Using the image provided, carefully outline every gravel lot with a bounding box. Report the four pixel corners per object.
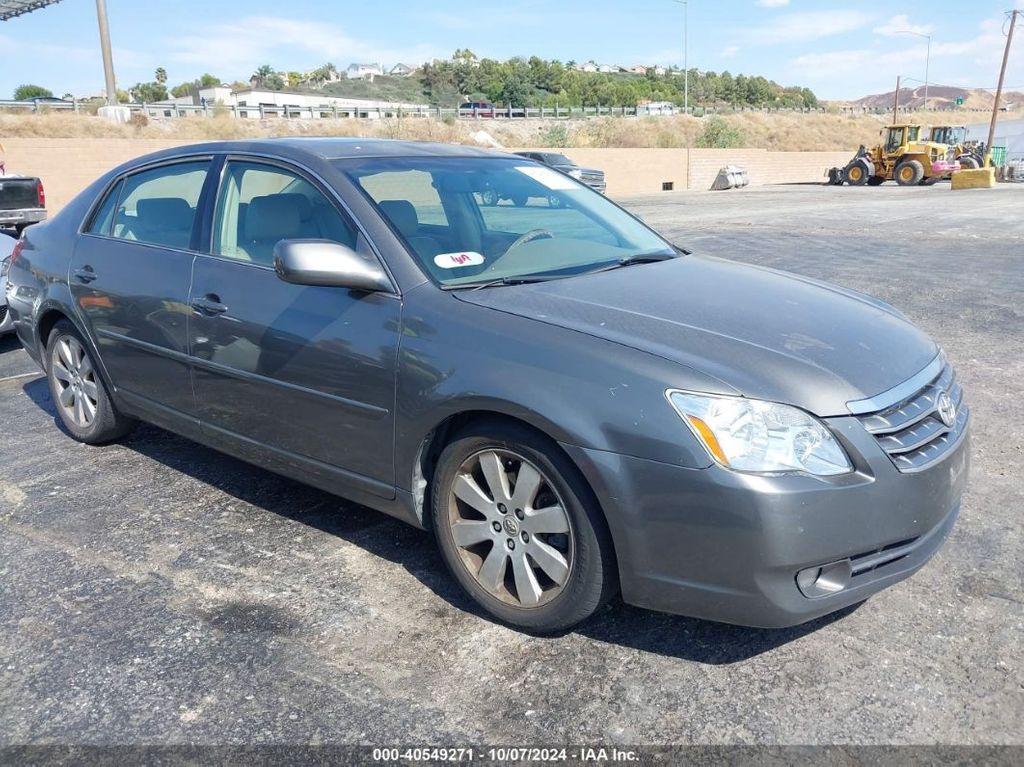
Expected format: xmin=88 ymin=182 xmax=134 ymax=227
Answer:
xmin=1 ymin=183 xmax=1021 ymax=747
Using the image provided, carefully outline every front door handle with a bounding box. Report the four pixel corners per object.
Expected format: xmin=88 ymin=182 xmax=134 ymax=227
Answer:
xmin=73 ymin=266 xmax=97 ymax=283
xmin=191 ymin=294 xmax=228 ymax=316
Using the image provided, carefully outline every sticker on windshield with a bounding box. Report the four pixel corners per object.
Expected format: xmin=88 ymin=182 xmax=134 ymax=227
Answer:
xmin=434 ymin=251 xmax=485 ymax=269
xmin=515 ymin=165 xmax=576 ymax=190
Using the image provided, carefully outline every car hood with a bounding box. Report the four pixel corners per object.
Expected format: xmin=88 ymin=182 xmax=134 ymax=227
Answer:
xmin=456 ymin=255 xmax=937 ymax=416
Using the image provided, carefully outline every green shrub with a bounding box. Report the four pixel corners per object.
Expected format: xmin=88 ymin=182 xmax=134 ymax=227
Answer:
xmin=542 ymin=123 xmax=570 ymax=147
xmin=697 ymin=116 xmax=746 ymax=148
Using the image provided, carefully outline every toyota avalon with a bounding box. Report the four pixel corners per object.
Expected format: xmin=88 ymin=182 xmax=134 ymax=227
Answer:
xmin=5 ymin=139 xmax=969 ymax=633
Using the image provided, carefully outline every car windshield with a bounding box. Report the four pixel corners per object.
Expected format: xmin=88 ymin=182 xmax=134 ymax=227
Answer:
xmin=340 ymin=156 xmax=675 ymax=288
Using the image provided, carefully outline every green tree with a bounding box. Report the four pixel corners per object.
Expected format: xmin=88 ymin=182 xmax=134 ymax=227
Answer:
xmin=14 ymin=84 xmax=53 ymax=100
xmin=155 ymin=67 xmax=168 ymax=85
xmin=198 ymin=73 xmax=221 ymax=88
xmin=265 ymin=73 xmax=285 ymax=91
xmin=253 ymin=64 xmax=274 ymax=87
xmin=131 ymin=81 xmax=168 ymax=103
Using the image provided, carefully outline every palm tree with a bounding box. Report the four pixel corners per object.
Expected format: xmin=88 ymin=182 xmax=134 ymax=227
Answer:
xmin=253 ymin=64 xmax=274 ymax=87
xmin=155 ymin=67 xmax=167 ymax=85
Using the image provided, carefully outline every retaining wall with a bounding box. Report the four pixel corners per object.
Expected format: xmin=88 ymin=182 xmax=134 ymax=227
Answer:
xmin=3 ymin=139 xmax=852 ymax=211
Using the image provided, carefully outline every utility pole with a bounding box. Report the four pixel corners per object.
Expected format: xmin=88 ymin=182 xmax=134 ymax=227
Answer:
xmin=987 ymin=9 xmax=1020 ymax=164
xmin=892 ymin=75 xmax=901 ymax=125
xmin=95 ymin=0 xmax=118 ymax=105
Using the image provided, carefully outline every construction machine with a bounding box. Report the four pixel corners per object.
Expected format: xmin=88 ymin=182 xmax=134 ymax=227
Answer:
xmin=832 ymin=125 xmax=960 ymax=186
xmin=925 ymin=125 xmax=986 ymax=169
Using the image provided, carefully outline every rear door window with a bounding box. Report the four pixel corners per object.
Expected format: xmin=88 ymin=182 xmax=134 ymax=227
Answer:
xmin=111 ymin=161 xmax=210 ymax=249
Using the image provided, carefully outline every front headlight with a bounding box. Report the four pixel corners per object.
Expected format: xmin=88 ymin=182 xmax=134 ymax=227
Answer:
xmin=667 ymin=391 xmax=852 ymax=476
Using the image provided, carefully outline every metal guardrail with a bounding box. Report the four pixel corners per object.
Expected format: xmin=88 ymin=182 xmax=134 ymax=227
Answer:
xmin=0 ymin=99 xmax=828 ymax=121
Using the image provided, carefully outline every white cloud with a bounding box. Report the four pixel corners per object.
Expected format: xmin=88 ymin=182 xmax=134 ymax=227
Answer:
xmin=166 ymin=16 xmax=442 ymax=74
xmin=755 ymin=0 xmax=790 ymax=7
xmin=746 ymin=11 xmax=872 ymax=44
xmin=720 ymin=46 xmax=740 ymax=58
xmin=873 ymin=15 xmax=933 ymax=37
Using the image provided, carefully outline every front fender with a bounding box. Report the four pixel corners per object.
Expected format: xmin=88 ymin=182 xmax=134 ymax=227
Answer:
xmin=394 ymin=289 xmax=719 ymax=493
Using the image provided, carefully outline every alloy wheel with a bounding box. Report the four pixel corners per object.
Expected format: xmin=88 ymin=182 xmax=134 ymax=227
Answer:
xmin=50 ymin=336 xmax=99 ymax=428
xmin=447 ymin=449 xmax=574 ymax=608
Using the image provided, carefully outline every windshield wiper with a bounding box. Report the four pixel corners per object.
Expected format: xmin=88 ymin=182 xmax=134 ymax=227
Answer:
xmin=581 ymin=250 xmax=680 ymax=276
xmin=442 ymin=274 xmax=568 ymax=291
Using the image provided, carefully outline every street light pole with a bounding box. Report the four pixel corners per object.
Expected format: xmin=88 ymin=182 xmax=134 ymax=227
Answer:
xmin=671 ymin=0 xmax=689 ymax=113
xmin=684 ymin=0 xmax=688 ymax=114
xmin=95 ymin=0 xmax=118 ymax=105
xmin=894 ymin=29 xmax=931 ymax=111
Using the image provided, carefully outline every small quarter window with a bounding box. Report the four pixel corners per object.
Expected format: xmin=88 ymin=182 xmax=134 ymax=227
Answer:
xmin=86 ymin=178 xmax=125 ymax=236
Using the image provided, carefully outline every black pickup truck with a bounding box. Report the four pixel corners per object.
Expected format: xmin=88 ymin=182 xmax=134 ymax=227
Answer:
xmin=0 ymin=174 xmax=47 ymax=235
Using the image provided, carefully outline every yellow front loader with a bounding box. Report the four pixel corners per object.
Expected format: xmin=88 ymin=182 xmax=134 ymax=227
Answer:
xmin=837 ymin=125 xmax=960 ymax=187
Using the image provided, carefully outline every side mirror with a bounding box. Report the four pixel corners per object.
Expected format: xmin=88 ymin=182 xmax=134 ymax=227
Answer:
xmin=273 ymin=239 xmax=393 ymax=293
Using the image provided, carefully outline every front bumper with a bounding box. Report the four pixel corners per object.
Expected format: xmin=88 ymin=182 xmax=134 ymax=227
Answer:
xmin=562 ymin=415 xmax=970 ymax=628
xmin=0 ymin=208 xmax=46 ymax=227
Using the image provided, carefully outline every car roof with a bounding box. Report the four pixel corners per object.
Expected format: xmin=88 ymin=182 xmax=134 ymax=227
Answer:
xmin=120 ymin=137 xmax=509 ymax=169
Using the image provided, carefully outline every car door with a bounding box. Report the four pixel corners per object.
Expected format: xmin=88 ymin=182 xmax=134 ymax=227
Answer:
xmin=72 ymin=157 xmax=212 ymax=424
xmin=188 ymin=157 xmax=400 ymax=495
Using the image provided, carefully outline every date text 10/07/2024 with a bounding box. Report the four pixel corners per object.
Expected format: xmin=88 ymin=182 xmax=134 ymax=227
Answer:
xmin=371 ymin=747 xmax=640 ymax=762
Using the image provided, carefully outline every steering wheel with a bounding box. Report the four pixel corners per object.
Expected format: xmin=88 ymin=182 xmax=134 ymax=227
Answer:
xmin=505 ymin=229 xmax=554 ymax=256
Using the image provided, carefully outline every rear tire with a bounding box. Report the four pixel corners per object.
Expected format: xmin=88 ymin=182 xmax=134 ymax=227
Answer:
xmin=896 ymin=160 xmax=925 ymax=186
xmin=46 ymin=320 xmax=136 ymax=444
xmin=431 ymin=420 xmax=617 ymax=633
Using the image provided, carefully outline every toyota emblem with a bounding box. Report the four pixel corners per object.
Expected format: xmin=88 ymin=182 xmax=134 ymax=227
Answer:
xmin=937 ymin=391 xmax=957 ymax=428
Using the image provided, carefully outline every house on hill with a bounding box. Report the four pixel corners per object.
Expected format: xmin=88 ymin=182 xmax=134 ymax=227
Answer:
xmin=346 ymin=63 xmax=384 ymax=80
xmin=389 ymin=63 xmax=417 ymax=77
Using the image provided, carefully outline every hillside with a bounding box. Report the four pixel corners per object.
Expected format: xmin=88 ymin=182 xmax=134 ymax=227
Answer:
xmin=851 ymin=86 xmax=1024 ymax=112
xmin=0 ymin=110 xmax=890 ymax=152
xmin=302 ymin=58 xmax=819 ymax=110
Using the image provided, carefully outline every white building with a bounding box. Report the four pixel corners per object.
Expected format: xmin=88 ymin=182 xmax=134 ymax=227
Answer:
xmin=389 ymin=63 xmax=417 ymax=77
xmin=346 ymin=63 xmax=384 ymax=80
xmin=156 ymin=87 xmax=429 ymax=119
xmin=577 ymin=62 xmax=598 ymax=73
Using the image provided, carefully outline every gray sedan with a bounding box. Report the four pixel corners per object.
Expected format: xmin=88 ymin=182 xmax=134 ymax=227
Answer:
xmin=5 ymin=139 xmax=969 ymax=633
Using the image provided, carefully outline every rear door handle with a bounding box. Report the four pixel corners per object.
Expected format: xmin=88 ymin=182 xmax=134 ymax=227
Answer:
xmin=191 ymin=294 xmax=228 ymax=316
xmin=73 ymin=266 xmax=97 ymax=283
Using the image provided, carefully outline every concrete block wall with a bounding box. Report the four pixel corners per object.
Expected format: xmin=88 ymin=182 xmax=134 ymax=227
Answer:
xmin=4 ymin=139 xmax=853 ymax=212
xmin=3 ymin=139 xmax=190 ymax=212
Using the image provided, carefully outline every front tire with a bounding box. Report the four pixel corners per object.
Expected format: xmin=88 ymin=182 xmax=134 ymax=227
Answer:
xmin=958 ymin=155 xmax=980 ymax=170
xmin=844 ymin=160 xmax=870 ymax=186
xmin=896 ymin=160 xmax=925 ymax=186
xmin=431 ymin=421 xmax=617 ymax=633
xmin=46 ymin=320 xmax=136 ymax=444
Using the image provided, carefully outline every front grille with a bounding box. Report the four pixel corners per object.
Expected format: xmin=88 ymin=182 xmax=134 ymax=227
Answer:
xmin=858 ymin=362 xmax=969 ymax=473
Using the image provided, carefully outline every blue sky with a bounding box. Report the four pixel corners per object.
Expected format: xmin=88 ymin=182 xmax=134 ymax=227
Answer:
xmin=1 ymin=0 xmax=1022 ymax=101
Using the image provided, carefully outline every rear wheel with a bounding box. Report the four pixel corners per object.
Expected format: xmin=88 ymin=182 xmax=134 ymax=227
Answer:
xmin=480 ymin=188 xmax=499 ymax=206
xmin=896 ymin=160 xmax=925 ymax=186
xmin=845 ymin=160 xmax=870 ymax=186
xmin=431 ymin=421 xmax=617 ymax=633
xmin=46 ymin=320 xmax=136 ymax=444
